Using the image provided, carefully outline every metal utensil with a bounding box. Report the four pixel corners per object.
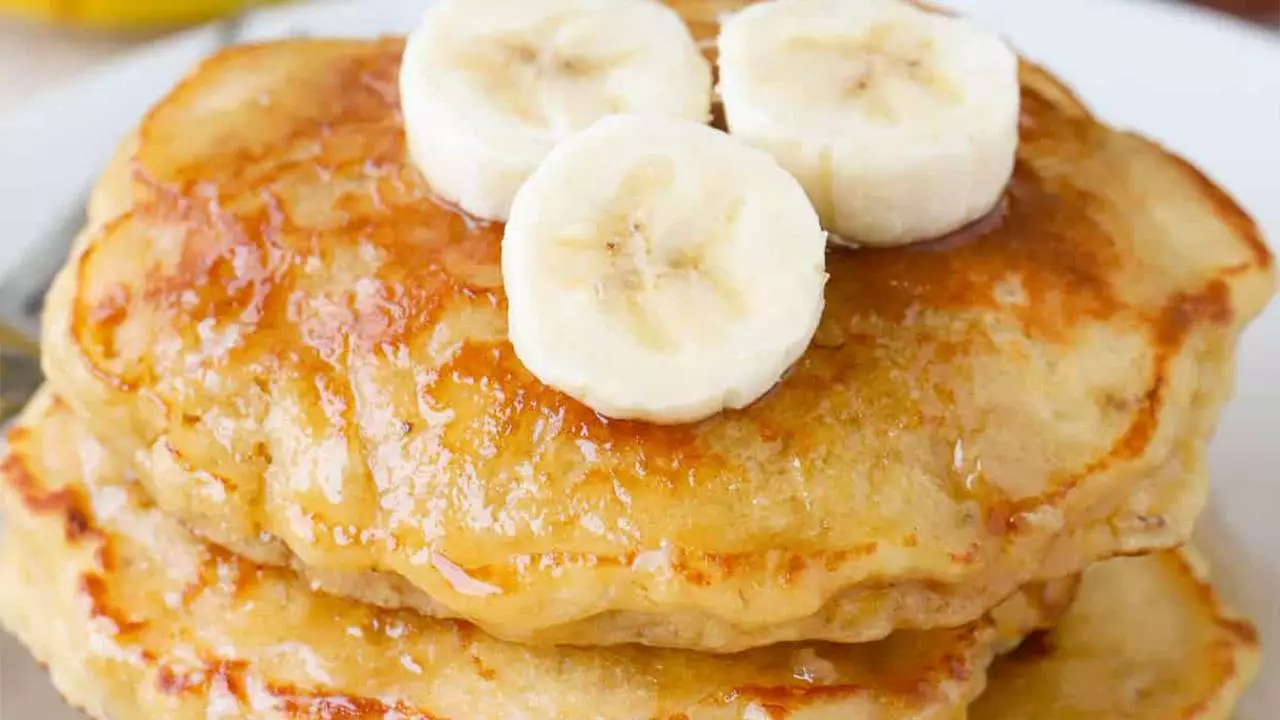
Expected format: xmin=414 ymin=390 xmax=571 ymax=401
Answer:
xmin=0 ymin=195 xmax=82 ymax=425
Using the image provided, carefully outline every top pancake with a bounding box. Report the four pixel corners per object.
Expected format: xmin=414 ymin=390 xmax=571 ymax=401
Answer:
xmin=41 ymin=1 xmax=1274 ymax=650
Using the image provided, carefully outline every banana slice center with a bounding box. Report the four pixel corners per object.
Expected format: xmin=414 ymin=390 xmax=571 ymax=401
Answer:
xmin=456 ymin=15 xmax=634 ymax=135
xmin=556 ymin=158 xmax=745 ymax=351
xmin=784 ymin=23 xmax=961 ymax=123
xmin=503 ymin=114 xmax=827 ymax=423
xmin=717 ymin=0 xmax=1021 ymax=246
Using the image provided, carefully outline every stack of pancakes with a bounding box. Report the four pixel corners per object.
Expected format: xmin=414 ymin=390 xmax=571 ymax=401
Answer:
xmin=1 ymin=2 xmax=1274 ymax=717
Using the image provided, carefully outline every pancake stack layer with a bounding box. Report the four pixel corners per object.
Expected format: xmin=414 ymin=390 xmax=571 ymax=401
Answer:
xmin=1 ymin=1 xmax=1273 ymax=717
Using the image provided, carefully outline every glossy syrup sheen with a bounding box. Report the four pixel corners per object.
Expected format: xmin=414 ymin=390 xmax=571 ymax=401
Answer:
xmin=40 ymin=0 xmax=1274 ymax=648
xmin=0 ymin=395 xmax=1077 ymax=720
xmin=0 ymin=399 xmax=1254 ymax=720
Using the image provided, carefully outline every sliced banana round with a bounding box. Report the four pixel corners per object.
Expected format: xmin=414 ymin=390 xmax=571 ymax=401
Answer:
xmin=503 ymin=114 xmax=827 ymax=424
xmin=399 ymin=0 xmax=712 ymax=222
xmin=718 ymin=0 xmax=1020 ymax=247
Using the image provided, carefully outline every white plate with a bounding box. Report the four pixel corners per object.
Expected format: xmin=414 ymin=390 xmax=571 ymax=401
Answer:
xmin=1 ymin=1 xmax=1277 ymax=717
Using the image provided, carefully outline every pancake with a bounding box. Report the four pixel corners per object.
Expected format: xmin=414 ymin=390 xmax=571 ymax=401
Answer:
xmin=0 ymin=392 xmax=1074 ymax=720
xmin=972 ymin=551 xmax=1260 ymax=720
xmin=0 ymin=396 xmax=1256 ymax=720
xmin=40 ymin=4 xmax=1274 ymax=649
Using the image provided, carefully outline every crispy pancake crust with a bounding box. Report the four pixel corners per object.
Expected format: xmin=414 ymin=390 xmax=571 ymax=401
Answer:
xmin=972 ymin=551 xmax=1260 ymax=720
xmin=40 ymin=2 xmax=1274 ymax=649
xmin=0 ymin=393 xmax=1072 ymax=720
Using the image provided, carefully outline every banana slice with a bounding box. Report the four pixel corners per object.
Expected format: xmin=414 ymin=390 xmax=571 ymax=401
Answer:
xmin=503 ymin=114 xmax=827 ymax=424
xmin=400 ymin=0 xmax=712 ymax=221
xmin=718 ymin=0 xmax=1020 ymax=247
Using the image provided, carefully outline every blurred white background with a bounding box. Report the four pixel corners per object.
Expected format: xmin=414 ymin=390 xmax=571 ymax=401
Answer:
xmin=0 ymin=0 xmax=1274 ymax=109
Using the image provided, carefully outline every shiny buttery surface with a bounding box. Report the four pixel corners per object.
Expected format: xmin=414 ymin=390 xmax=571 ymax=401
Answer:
xmin=0 ymin=393 xmax=1073 ymax=720
xmin=0 ymin=396 xmax=1256 ymax=720
xmin=39 ymin=1 xmax=1275 ymax=649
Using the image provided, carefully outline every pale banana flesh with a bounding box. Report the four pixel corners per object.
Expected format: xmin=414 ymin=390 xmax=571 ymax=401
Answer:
xmin=502 ymin=114 xmax=827 ymax=424
xmin=718 ymin=0 xmax=1020 ymax=246
xmin=399 ymin=0 xmax=712 ymax=221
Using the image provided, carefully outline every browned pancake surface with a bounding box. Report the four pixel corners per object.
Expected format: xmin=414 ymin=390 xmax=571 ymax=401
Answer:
xmin=0 ymin=393 xmax=1071 ymax=720
xmin=972 ymin=551 xmax=1259 ymax=720
xmin=40 ymin=1 xmax=1273 ymax=648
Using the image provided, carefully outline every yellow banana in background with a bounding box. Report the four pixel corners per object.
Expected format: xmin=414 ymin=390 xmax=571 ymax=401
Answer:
xmin=0 ymin=0 xmax=280 ymax=27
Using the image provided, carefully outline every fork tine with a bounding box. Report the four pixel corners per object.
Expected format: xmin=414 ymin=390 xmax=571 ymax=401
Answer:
xmin=0 ymin=195 xmax=84 ymax=346
xmin=0 ymin=192 xmax=86 ymax=423
xmin=0 ymin=344 xmax=43 ymax=425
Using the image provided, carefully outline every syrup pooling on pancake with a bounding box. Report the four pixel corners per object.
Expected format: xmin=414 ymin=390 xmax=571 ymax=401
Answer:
xmin=38 ymin=0 xmax=1274 ymax=650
